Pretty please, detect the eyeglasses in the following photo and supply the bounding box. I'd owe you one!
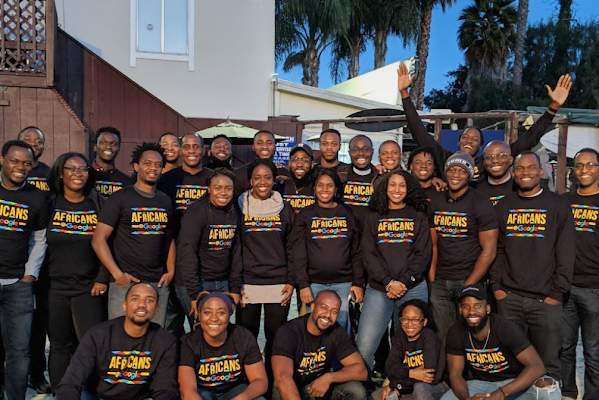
[64,166,90,174]
[349,147,373,154]
[290,157,311,163]
[574,163,599,171]
[484,153,510,161]
[399,317,424,325]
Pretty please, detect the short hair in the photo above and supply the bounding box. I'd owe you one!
[312,168,342,203]
[320,129,341,140]
[349,134,373,147]
[407,147,436,169]
[314,289,341,305]
[459,126,484,144]
[574,148,599,163]
[130,142,166,165]
[253,130,275,142]
[379,140,401,154]
[181,132,204,147]
[399,299,429,320]
[514,150,541,166]
[207,167,235,186]
[483,140,511,155]
[125,283,159,301]
[1,140,35,158]
[95,126,121,145]
[17,126,45,142]
[158,132,180,145]
[210,134,232,150]
[247,158,277,181]
[50,152,95,195]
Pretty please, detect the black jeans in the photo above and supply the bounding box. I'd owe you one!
[497,291,563,380]
[429,279,465,344]
[47,289,105,388]
[236,302,290,390]
[30,279,49,384]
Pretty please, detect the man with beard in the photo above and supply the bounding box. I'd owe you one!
[283,144,316,213]
[92,127,134,197]
[92,143,175,327]
[17,126,51,192]
[476,141,515,207]
[234,130,290,197]
[561,148,599,400]
[158,132,181,174]
[205,134,233,170]
[442,284,559,400]
[428,152,498,343]
[315,129,348,173]
[272,290,367,400]
[491,151,575,382]
[55,283,178,400]
[407,147,445,205]
[397,63,572,185]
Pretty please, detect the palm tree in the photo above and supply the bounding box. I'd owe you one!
[512,0,529,86]
[547,0,573,84]
[275,0,351,87]
[330,0,368,82]
[410,0,457,110]
[458,0,517,85]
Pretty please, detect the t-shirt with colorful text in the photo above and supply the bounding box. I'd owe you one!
[27,161,51,192]
[565,191,599,288]
[94,168,134,198]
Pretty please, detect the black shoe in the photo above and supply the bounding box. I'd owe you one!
[28,378,52,394]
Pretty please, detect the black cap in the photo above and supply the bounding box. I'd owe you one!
[458,284,487,302]
[290,143,314,159]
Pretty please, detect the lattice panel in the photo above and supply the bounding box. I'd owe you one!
[1,0,47,74]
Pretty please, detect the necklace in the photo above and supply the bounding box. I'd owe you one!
[469,326,491,351]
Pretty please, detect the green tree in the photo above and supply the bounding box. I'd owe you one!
[330,0,368,82]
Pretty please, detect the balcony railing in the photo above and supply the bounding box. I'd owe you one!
[0,0,55,87]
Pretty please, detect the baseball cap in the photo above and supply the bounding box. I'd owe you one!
[445,151,475,180]
[458,283,487,302]
[290,143,314,159]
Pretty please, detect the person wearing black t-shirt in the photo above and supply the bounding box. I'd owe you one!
[378,140,402,173]
[0,140,49,400]
[476,141,517,207]
[288,168,363,329]
[272,291,367,400]
[561,148,599,400]
[92,142,175,327]
[383,300,445,400]
[407,147,446,207]
[283,144,316,213]
[56,283,178,400]
[236,159,295,392]
[442,284,559,400]
[179,292,267,400]
[234,130,289,197]
[18,126,51,192]
[92,127,134,197]
[398,63,572,185]
[159,132,181,174]
[314,129,348,173]
[45,152,108,389]
[177,168,242,316]
[428,152,498,343]
[205,134,233,170]
[490,151,575,381]
[357,169,431,371]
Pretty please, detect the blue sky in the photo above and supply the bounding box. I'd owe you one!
[275,0,599,94]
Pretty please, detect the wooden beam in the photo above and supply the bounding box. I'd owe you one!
[45,0,56,87]
[434,119,442,142]
[556,124,568,194]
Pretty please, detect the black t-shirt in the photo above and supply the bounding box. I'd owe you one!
[565,191,599,288]
[94,167,135,198]
[446,314,530,382]
[157,167,212,213]
[0,183,49,279]
[282,178,315,214]
[179,325,262,394]
[314,161,348,175]
[27,161,52,192]
[428,188,498,280]
[46,195,100,294]
[272,315,358,387]
[475,177,517,207]
[338,164,378,228]
[234,161,288,198]
[98,186,173,282]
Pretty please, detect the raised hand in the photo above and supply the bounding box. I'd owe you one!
[545,74,572,108]
[397,62,415,93]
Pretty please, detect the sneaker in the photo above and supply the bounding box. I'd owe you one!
[28,378,52,394]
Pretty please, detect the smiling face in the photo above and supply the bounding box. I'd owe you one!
[349,136,373,169]
[209,175,234,207]
[159,134,180,163]
[134,150,163,186]
[409,152,435,182]
[181,134,203,168]
[210,137,232,162]
[95,132,120,163]
[123,284,157,326]
[310,292,340,333]
[289,149,312,179]
[483,142,512,179]
[387,174,407,209]
[379,142,401,171]
[0,146,34,188]
[20,128,44,160]
[458,128,482,156]
[514,154,543,193]
[63,156,89,194]
[315,174,336,206]
[459,296,490,334]
[400,305,427,341]
[253,132,276,160]
[574,151,599,189]
[199,297,230,340]
[319,132,341,163]
[250,164,274,200]
[445,165,469,193]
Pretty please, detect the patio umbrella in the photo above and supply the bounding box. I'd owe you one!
[196,120,287,144]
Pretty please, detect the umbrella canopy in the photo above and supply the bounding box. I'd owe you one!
[196,121,287,144]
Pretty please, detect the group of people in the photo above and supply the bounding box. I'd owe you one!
[0,66,594,400]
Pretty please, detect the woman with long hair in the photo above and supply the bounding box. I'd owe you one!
[236,158,295,392]
[356,169,432,372]
[288,168,363,329]
[46,152,107,388]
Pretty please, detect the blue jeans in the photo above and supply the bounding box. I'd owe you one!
[561,285,599,400]
[440,377,561,400]
[356,280,428,371]
[176,280,230,326]
[108,282,169,327]
[197,383,266,400]
[308,282,352,330]
[0,280,34,400]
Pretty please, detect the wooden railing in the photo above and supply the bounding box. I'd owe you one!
[0,0,55,87]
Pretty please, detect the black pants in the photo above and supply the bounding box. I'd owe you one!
[30,279,49,384]
[47,290,105,388]
[497,291,563,380]
[236,302,290,390]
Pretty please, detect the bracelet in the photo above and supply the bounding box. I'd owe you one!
[498,387,507,398]
[385,280,396,292]
[548,105,558,113]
